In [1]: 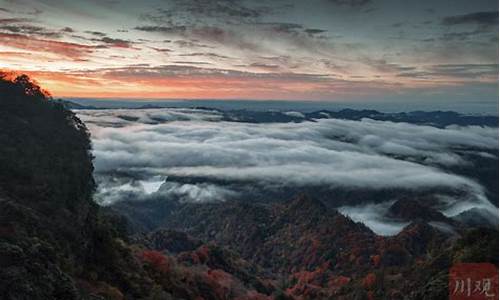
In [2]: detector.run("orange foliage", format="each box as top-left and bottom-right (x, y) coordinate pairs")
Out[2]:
(0, 71), (51, 98)
(371, 255), (381, 267)
(0, 71), (18, 82)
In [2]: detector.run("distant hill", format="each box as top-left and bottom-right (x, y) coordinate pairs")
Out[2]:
(51, 99), (98, 109)
(221, 108), (499, 127)
(66, 99), (499, 127)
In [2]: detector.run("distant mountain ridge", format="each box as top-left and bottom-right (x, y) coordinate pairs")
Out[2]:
(60, 98), (498, 127)
(51, 99), (98, 109)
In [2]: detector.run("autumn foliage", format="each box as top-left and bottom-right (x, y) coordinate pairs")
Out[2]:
(138, 250), (170, 273)
(363, 273), (377, 290)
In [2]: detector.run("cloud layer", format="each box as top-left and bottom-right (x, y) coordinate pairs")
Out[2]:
(77, 108), (498, 235)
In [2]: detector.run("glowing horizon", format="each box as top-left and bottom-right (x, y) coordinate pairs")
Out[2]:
(0, 0), (498, 105)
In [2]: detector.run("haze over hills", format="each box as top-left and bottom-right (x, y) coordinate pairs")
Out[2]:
(65, 98), (499, 116)
(57, 98), (499, 127)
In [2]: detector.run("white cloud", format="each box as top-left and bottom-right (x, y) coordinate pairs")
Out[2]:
(158, 181), (237, 203)
(338, 201), (411, 236)
(283, 111), (305, 118)
(77, 108), (223, 128)
(77, 108), (498, 232)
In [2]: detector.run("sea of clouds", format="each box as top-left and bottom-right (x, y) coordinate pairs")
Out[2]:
(76, 108), (498, 235)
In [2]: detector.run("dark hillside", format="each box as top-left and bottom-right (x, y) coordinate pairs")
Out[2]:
(0, 73), (280, 300)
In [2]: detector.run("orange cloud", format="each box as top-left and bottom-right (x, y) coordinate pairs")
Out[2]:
(8, 67), (388, 100)
(0, 33), (95, 60)
(3, 62), (496, 101)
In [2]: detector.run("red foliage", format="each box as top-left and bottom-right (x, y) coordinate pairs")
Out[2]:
(287, 283), (322, 299)
(137, 250), (170, 273)
(234, 290), (273, 300)
(363, 273), (377, 290)
(327, 275), (350, 289)
(367, 291), (375, 300)
(294, 271), (315, 285)
(0, 225), (15, 237)
(204, 269), (235, 298)
(287, 262), (333, 298)
(196, 245), (210, 263)
(291, 262), (330, 286)
(207, 269), (234, 288)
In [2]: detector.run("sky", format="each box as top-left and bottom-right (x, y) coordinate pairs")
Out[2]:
(0, 0), (498, 106)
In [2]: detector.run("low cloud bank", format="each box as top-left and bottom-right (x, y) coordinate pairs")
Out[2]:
(338, 201), (411, 236)
(94, 175), (235, 205)
(77, 108), (498, 234)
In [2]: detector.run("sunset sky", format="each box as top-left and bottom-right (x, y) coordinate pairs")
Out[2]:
(0, 0), (498, 104)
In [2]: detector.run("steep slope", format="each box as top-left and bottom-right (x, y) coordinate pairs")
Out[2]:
(0, 73), (100, 299)
(0, 73), (279, 300)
